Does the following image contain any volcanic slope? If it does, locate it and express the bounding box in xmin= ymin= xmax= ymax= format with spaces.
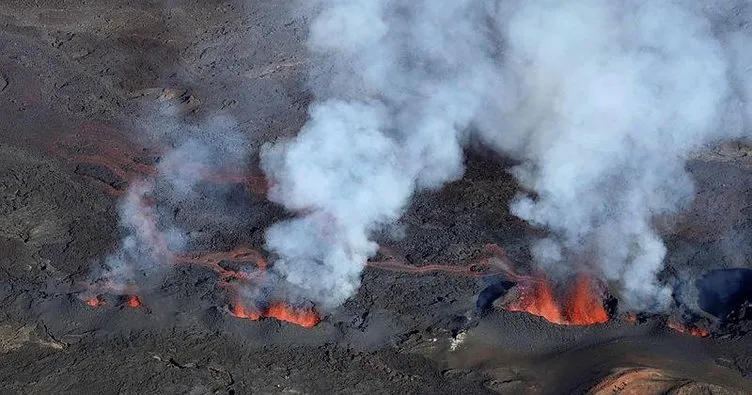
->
xmin=0 ymin=1 xmax=750 ymax=394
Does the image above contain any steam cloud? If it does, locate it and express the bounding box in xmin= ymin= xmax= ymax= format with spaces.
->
xmin=263 ymin=0 xmax=751 ymax=311
xmin=485 ymin=0 xmax=751 ymax=311
xmin=94 ymin=113 xmax=249 ymax=291
xmin=262 ymin=0 xmax=502 ymax=309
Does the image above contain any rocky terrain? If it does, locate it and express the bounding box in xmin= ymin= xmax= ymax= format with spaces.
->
xmin=0 ymin=1 xmax=750 ymax=394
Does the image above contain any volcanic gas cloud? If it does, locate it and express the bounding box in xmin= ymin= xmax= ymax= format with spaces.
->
xmin=76 ymin=1 xmax=752 ymax=329
xmin=260 ymin=0 xmax=752 ymax=315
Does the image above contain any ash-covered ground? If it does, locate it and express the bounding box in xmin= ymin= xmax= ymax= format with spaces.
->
xmin=0 ymin=1 xmax=750 ymax=394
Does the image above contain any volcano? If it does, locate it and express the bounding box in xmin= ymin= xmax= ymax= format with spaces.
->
xmin=0 ymin=1 xmax=751 ymax=395
xmin=505 ymin=274 xmax=610 ymax=326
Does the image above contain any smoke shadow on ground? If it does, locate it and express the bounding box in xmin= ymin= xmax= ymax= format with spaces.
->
xmin=697 ymin=268 xmax=752 ymax=321
xmin=475 ymin=276 xmax=515 ymax=316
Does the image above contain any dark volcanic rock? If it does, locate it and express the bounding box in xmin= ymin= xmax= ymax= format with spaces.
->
xmin=0 ymin=1 xmax=750 ymax=394
xmin=74 ymin=163 xmax=127 ymax=191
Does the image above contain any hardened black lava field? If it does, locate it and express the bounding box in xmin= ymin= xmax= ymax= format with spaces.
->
xmin=0 ymin=1 xmax=750 ymax=394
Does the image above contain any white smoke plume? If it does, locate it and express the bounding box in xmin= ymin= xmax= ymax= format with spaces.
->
xmin=480 ymin=0 xmax=751 ymax=311
xmin=262 ymin=0 xmax=502 ymax=309
xmin=264 ymin=0 xmax=751 ymax=311
xmin=97 ymin=179 xmax=184 ymax=291
xmin=94 ymin=114 xmax=249 ymax=289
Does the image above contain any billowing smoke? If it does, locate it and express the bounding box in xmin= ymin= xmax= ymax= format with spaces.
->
xmin=262 ymin=0 xmax=502 ymax=309
xmin=96 ymin=179 xmax=183 ymax=289
xmin=480 ymin=0 xmax=751 ymax=311
xmin=93 ymin=113 xmax=250 ymax=290
xmin=263 ymin=0 xmax=751 ymax=311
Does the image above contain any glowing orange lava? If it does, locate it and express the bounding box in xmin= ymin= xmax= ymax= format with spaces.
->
xmin=508 ymin=277 xmax=565 ymax=323
xmin=667 ymin=320 xmax=709 ymax=337
xmin=126 ymin=295 xmax=142 ymax=308
xmin=264 ymin=302 xmax=321 ymax=328
xmin=229 ymin=300 xmax=320 ymax=328
xmin=507 ymin=275 xmax=609 ymax=325
xmin=173 ymin=245 xmax=267 ymax=283
xmin=84 ymin=295 xmax=105 ymax=307
xmin=230 ymin=303 xmax=261 ymax=320
xmin=564 ymin=275 xmax=610 ymax=324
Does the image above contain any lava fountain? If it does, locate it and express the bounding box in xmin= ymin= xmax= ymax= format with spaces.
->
xmin=229 ymin=300 xmax=321 ymax=328
xmin=84 ymin=295 xmax=106 ymax=307
xmin=125 ymin=295 xmax=143 ymax=308
xmin=506 ymin=274 xmax=609 ymax=325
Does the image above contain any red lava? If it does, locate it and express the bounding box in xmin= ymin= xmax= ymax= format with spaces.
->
xmin=507 ymin=274 xmax=609 ymax=325
xmin=667 ymin=320 xmax=710 ymax=338
xmin=47 ymin=123 xmax=268 ymax=195
xmin=173 ymin=247 xmax=321 ymax=328
xmin=126 ymin=295 xmax=142 ymax=308
xmin=172 ymin=245 xmax=268 ymax=284
xmin=229 ymin=302 xmax=261 ymax=321
xmin=564 ymin=275 xmax=610 ymax=324
xmin=372 ymin=244 xmax=609 ymax=326
xmin=229 ymin=299 xmax=321 ymax=328
xmin=369 ymin=244 xmax=515 ymax=278
xmin=84 ymin=295 xmax=106 ymax=307
xmin=621 ymin=312 xmax=710 ymax=337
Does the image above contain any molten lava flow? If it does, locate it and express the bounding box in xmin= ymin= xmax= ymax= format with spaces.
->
xmin=47 ymin=124 xmax=156 ymax=196
xmin=230 ymin=302 xmax=261 ymax=320
xmin=229 ymin=300 xmax=320 ymax=328
xmin=84 ymin=295 xmax=105 ymax=307
xmin=667 ymin=320 xmax=709 ymax=337
xmin=563 ymin=275 xmax=609 ymax=324
xmin=177 ymin=246 xmax=319 ymax=327
xmin=187 ymin=247 xmax=321 ymax=328
xmin=126 ymin=295 xmax=142 ymax=308
xmin=82 ymin=243 xmax=321 ymax=328
xmin=507 ymin=277 xmax=565 ymax=324
xmin=174 ymin=163 xmax=268 ymax=195
xmin=173 ymin=245 xmax=267 ymax=284
xmin=507 ymin=275 xmax=609 ymax=325
xmin=47 ymin=123 xmax=268 ymax=196
xmin=370 ymin=244 xmax=609 ymax=325
xmin=264 ymin=303 xmax=321 ymax=328
xmin=368 ymin=244 xmax=512 ymax=278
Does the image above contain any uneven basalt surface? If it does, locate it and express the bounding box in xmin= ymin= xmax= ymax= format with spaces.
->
xmin=0 ymin=1 xmax=750 ymax=394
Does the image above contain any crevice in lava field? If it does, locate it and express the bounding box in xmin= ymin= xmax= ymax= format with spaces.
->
xmin=45 ymin=122 xmax=749 ymax=340
xmin=472 ymin=257 xmax=732 ymax=338
xmin=48 ymin=127 xmax=525 ymax=329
